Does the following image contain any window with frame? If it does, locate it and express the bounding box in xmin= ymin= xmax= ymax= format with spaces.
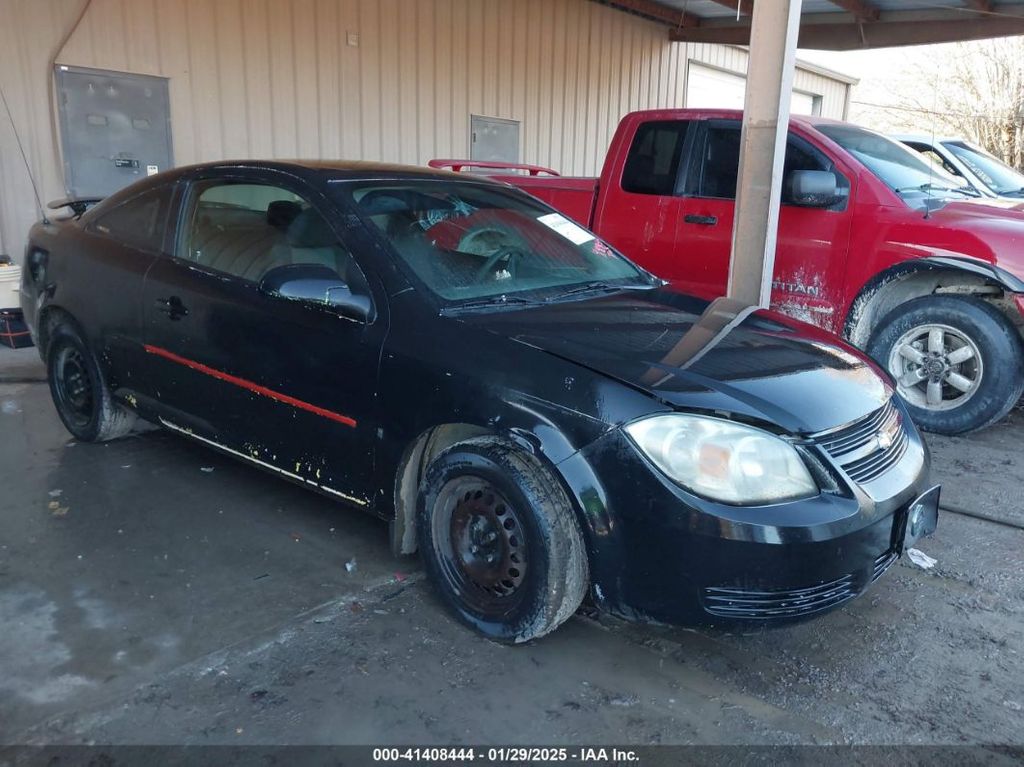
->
xmin=697 ymin=125 xmax=846 ymax=207
xmin=181 ymin=182 xmax=365 ymax=289
xmin=621 ymin=121 xmax=690 ymax=196
xmin=91 ymin=185 xmax=173 ymax=252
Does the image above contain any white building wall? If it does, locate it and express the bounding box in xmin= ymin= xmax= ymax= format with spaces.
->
xmin=0 ymin=0 xmax=852 ymax=262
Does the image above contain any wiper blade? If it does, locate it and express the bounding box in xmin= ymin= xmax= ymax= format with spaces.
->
xmin=547 ymin=280 xmax=656 ymax=300
xmin=894 ymin=182 xmax=972 ymax=196
xmin=441 ymin=294 xmax=544 ymax=314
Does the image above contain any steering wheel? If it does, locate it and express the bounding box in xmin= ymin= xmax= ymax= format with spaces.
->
xmin=475 ymin=246 xmax=526 ymax=283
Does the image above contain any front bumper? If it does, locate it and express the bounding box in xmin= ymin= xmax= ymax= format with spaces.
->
xmin=567 ymin=403 xmax=934 ymax=627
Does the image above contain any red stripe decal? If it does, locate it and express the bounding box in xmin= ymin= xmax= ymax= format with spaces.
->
xmin=144 ymin=344 xmax=358 ymax=428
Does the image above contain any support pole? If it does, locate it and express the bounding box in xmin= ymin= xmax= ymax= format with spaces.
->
xmin=726 ymin=0 xmax=803 ymax=307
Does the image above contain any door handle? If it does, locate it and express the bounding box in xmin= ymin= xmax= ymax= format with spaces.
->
xmin=155 ymin=296 xmax=189 ymax=320
xmin=684 ymin=214 xmax=718 ymax=226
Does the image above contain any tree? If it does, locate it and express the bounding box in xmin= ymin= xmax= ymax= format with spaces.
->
xmin=847 ymin=37 xmax=1024 ymax=170
xmin=924 ymin=37 xmax=1024 ymax=170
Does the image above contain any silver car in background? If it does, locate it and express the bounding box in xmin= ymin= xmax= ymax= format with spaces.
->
xmin=895 ymin=135 xmax=1024 ymax=202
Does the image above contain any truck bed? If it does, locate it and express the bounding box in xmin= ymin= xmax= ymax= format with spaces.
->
xmin=427 ymin=160 xmax=597 ymax=228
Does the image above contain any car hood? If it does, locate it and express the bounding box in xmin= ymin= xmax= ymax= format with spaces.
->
xmin=463 ymin=289 xmax=892 ymax=435
xmin=916 ymin=200 xmax=1024 ymax=281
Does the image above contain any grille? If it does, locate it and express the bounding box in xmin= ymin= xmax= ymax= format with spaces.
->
xmin=702 ymin=573 xmax=858 ymax=620
xmin=814 ymin=400 xmax=909 ymax=484
xmin=872 ymin=550 xmax=898 ymax=582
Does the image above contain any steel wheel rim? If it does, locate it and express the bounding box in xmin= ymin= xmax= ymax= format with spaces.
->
xmin=888 ymin=323 xmax=983 ymax=411
xmin=54 ymin=345 xmax=94 ymax=427
xmin=431 ymin=476 xmax=528 ymax=616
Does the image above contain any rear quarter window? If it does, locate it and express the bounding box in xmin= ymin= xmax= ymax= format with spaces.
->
xmin=89 ymin=185 xmax=173 ymax=253
xmin=621 ymin=121 xmax=690 ymax=196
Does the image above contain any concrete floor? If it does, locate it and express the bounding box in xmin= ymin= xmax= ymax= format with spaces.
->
xmin=1 ymin=344 xmax=1022 ymax=747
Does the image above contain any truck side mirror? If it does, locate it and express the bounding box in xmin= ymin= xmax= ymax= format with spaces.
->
xmin=786 ymin=170 xmax=844 ymax=208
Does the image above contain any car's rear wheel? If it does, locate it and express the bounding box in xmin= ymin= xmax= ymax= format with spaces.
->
xmin=416 ymin=437 xmax=588 ymax=643
xmin=867 ymin=295 xmax=1024 ymax=434
xmin=47 ymin=323 xmax=136 ymax=442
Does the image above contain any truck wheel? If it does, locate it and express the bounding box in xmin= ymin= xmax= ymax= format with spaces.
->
xmin=416 ymin=437 xmax=588 ymax=643
xmin=867 ymin=295 xmax=1024 ymax=434
xmin=47 ymin=323 xmax=136 ymax=442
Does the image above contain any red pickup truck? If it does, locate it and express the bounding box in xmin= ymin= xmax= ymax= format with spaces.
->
xmin=433 ymin=109 xmax=1024 ymax=434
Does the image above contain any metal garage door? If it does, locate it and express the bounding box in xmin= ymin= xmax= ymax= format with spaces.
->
xmin=685 ymin=63 xmax=820 ymax=115
xmin=56 ymin=65 xmax=173 ymax=198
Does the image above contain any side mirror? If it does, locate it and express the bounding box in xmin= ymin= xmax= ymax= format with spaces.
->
xmin=259 ymin=264 xmax=372 ymax=321
xmin=786 ymin=170 xmax=844 ymax=208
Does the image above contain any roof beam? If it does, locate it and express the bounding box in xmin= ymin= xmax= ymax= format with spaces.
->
xmin=601 ymin=0 xmax=701 ymax=28
xmin=826 ymin=0 xmax=880 ymax=22
xmin=707 ymin=0 xmax=755 ymax=15
xmin=669 ymin=7 xmax=1024 ymax=49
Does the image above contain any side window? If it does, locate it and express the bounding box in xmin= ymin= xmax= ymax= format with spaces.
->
xmin=906 ymin=144 xmax=963 ymax=178
xmin=181 ymin=181 xmax=366 ymax=290
xmin=91 ymin=185 xmax=173 ymax=252
xmin=697 ymin=125 xmax=849 ymax=208
xmin=697 ymin=126 xmax=742 ymax=199
xmin=621 ymin=121 xmax=690 ymax=196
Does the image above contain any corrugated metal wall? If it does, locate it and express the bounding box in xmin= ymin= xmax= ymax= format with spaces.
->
xmin=0 ymin=0 xmax=86 ymax=259
xmin=686 ymin=43 xmax=851 ymax=118
xmin=0 ymin=0 xmax=851 ymax=263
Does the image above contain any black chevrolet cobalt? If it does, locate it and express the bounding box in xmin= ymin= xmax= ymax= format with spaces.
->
xmin=21 ymin=161 xmax=938 ymax=642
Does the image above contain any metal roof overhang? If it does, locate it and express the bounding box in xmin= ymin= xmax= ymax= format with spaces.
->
xmin=601 ymin=1 xmax=1024 ymax=49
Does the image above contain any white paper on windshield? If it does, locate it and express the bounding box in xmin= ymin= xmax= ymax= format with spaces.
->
xmin=537 ymin=213 xmax=595 ymax=246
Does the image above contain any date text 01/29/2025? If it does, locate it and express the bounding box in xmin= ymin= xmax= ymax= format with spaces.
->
xmin=372 ymin=747 xmax=640 ymax=762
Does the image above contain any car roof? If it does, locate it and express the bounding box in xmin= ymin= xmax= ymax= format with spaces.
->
xmin=155 ymin=159 xmax=471 ymax=183
xmin=78 ymin=159 xmax=501 ymax=222
xmin=620 ymin=107 xmax=836 ymax=130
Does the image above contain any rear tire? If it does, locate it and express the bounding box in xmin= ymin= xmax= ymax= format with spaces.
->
xmin=867 ymin=295 xmax=1024 ymax=434
xmin=416 ymin=437 xmax=588 ymax=643
xmin=47 ymin=323 xmax=136 ymax=442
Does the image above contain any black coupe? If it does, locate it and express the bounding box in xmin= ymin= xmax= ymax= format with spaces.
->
xmin=21 ymin=161 xmax=938 ymax=642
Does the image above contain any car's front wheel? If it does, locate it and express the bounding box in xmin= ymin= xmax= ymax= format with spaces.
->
xmin=416 ymin=437 xmax=588 ymax=643
xmin=47 ymin=322 xmax=136 ymax=442
xmin=867 ymin=295 xmax=1024 ymax=434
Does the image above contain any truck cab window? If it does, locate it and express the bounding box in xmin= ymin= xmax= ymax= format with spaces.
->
xmin=697 ymin=125 xmax=841 ymax=205
xmin=621 ymin=121 xmax=690 ymax=196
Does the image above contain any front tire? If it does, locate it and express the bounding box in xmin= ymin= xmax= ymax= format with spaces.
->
xmin=416 ymin=437 xmax=588 ymax=643
xmin=47 ymin=323 xmax=136 ymax=442
xmin=867 ymin=295 xmax=1024 ymax=434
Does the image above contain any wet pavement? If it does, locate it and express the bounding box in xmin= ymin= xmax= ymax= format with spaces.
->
xmin=1 ymin=345 xmax=1022 ymax=747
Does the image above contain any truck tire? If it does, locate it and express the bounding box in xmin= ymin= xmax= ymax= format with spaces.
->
xmin=47 ymin=322 xmax=136 ymax=442
xmin=416 ymin=437 xmax=588 ymax=643
xmin=867 ymin=295 xmax=1024 ymax=434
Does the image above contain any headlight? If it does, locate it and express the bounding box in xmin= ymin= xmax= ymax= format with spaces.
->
xmin=624 ymin=415 xmax=817 ymax=505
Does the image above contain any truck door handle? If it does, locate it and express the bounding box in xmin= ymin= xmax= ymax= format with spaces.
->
xmin=684 ymin=214 xmax=718 ymax=226
xmin=155 ymin=296 xmax=189 ymax=320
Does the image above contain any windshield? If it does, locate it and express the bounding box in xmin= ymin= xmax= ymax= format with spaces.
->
xmin=819 ymin=124 xmax=973 ymax=208
xmin=334 ymin=179 xmax=652 ymax=306
xmin=943 ymin=141 xmax=1024 ymax=197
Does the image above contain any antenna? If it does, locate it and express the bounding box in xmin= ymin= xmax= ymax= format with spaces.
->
xmin=0 ymin=82 xmax=48 ymax=224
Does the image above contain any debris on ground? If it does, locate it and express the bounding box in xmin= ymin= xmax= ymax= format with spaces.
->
xmin=394 ymin=571 xmax=407 ymax=582
xmin=47 ymin=500 xmax=69 ymax=516
xmin=48 ymin=489 xmax=62 ymax=497
xmin=906 ymin=548 xmax=938 ymax=570
xmin=345 ymin=558 xmax=357 ymax=573
xmin=200 ymin=466 xmax=214 ymax=473
xmin=290 ymin=533 xmax=301 ymax=542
